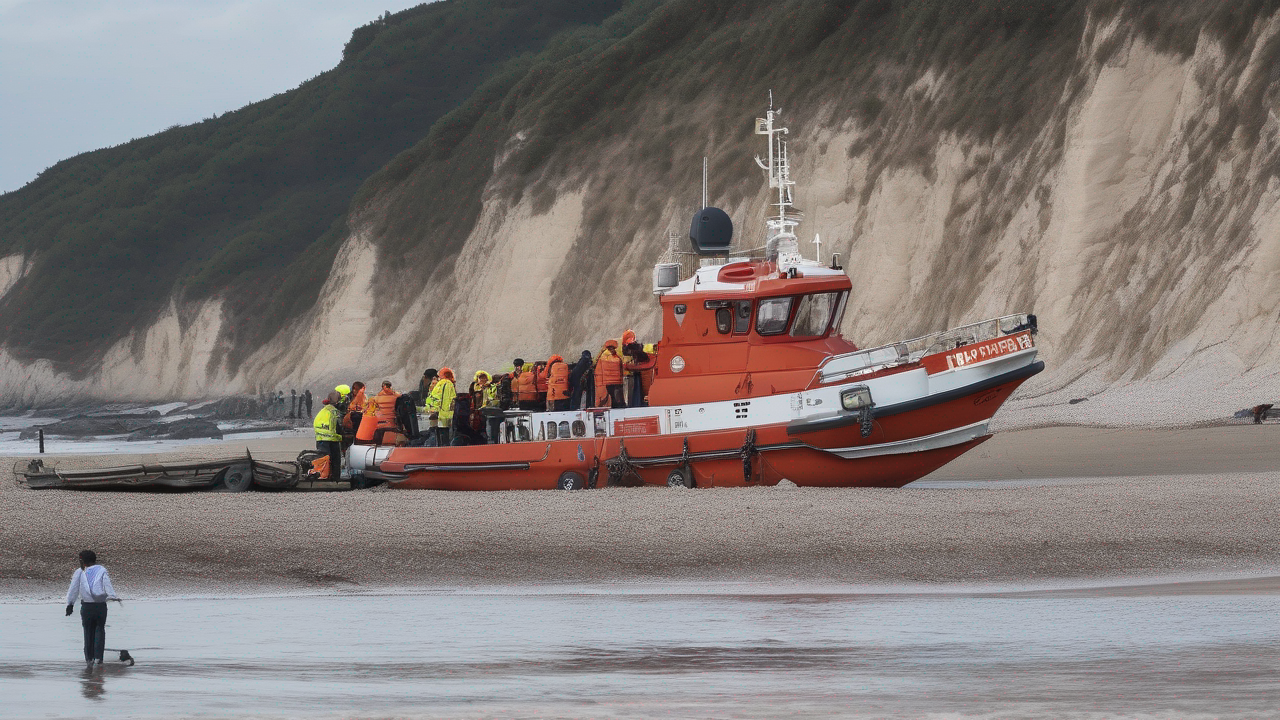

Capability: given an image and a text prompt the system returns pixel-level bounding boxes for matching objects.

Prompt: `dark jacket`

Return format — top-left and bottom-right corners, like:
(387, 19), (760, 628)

(569, 351), (593, 386)
(497, 374), (514, 410)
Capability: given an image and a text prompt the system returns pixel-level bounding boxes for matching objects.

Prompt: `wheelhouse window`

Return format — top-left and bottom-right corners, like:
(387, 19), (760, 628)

(733, 300), (752, 334)
(790, 291), (842, 338)
(830, 292), (849, 335)
(715, 308), (732, 334)
(756, 297), (793, 336)
(705, 300), (732, 334)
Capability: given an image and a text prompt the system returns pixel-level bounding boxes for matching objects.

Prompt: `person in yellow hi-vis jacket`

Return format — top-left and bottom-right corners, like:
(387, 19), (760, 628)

(427, 368), (457, 446)
(312, 390), (343, 479)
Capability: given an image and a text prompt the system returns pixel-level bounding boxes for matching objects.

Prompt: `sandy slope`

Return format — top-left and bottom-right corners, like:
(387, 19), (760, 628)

(3, 425), (1278, 599)
(3, 17), (1280, 435)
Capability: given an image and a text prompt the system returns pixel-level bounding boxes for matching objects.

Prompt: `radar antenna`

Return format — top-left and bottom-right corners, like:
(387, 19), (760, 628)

(701, 156), (708, 209)
(754, 93), (802, 267)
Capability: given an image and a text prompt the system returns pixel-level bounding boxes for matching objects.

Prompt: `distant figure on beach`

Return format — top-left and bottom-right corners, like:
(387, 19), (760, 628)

(290, 389), (298, 419)
(65, 550), (119, 671)
(304, 390), (313, 418)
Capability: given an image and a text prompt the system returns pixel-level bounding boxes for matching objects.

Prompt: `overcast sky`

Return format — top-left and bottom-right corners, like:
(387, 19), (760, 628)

(0, 0), (430, 194)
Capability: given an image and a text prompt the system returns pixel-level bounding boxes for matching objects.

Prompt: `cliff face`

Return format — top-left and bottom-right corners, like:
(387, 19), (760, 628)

(3, 0), (1280, 426)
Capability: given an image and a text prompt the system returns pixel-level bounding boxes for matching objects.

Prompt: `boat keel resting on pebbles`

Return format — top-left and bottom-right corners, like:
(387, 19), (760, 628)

(350, 100), (1044, 490)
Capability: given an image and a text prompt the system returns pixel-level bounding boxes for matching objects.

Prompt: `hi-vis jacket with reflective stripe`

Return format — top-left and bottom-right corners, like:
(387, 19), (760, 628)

(314, 404), (342, 442)
(428, 378), (456, 427)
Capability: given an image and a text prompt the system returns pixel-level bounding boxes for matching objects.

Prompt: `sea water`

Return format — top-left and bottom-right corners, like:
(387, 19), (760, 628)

(2, 586), (1278, 719)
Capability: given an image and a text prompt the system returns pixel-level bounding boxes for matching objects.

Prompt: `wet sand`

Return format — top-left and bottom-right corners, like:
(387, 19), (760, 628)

(3, 425), (1279, 598)
(9, 589), (1280, 719)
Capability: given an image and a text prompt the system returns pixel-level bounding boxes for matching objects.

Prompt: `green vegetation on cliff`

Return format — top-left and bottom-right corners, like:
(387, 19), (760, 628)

(2, 0), (1277, 375)
(0, 0), (623, 369)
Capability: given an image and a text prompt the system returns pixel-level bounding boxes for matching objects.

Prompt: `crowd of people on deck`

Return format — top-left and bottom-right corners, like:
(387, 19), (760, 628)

(307, 331), (658, 478)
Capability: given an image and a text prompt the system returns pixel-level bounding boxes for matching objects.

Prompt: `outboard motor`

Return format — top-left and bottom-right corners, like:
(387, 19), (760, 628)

(689, 207), (733, 255)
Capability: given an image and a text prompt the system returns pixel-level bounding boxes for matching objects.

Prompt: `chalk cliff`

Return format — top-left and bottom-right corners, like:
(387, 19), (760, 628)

(3, 1), (1278, 426)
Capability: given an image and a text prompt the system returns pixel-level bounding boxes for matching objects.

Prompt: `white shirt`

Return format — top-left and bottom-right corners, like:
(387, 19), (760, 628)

(66, 565), (117, 605)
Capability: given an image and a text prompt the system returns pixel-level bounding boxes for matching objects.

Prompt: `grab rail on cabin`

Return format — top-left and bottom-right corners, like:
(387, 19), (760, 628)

(819, 314), (1037, 383)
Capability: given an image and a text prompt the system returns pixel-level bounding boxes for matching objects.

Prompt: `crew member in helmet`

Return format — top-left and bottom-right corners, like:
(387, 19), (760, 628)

(334, 384), (352, 415)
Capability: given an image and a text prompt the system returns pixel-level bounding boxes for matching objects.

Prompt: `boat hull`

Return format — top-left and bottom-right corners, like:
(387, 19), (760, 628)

(361, 359), (1039, 490)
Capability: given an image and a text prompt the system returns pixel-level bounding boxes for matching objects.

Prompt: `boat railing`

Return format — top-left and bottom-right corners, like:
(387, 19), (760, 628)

(820, 313), (1037, 382)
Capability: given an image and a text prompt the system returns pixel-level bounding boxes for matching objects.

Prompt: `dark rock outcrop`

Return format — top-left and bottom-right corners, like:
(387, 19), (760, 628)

(126, 418), (224, 441)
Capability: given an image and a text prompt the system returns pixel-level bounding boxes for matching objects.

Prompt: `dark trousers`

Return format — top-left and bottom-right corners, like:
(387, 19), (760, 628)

(628, 374), (647, 407)
(551, 399), (570, 411)
(518, 400), (541, 412)
(317, 440), (342, 479)
(81, 602), (107, 662)
(605, 384), (625, 408)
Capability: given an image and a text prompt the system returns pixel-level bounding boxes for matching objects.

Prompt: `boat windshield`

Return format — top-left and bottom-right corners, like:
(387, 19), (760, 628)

(790, 291), (842, 338)
(756, 297), (793, 335)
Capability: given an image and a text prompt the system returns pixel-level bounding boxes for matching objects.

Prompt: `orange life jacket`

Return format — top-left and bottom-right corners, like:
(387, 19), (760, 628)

(547, 358), (569, 401)
(343, 387), (367, 429)
(516, 369), (539, 402)
(367, 389), (399, 426)
(597, 350), (623, 385)
(534, 364), (548, 395)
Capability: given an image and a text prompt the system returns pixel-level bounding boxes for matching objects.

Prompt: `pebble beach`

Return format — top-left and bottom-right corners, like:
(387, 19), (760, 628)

(3, 425), (1279, 598)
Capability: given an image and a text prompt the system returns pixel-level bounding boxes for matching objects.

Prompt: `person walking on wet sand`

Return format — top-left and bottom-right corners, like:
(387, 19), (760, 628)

(65, 550), (119, 671)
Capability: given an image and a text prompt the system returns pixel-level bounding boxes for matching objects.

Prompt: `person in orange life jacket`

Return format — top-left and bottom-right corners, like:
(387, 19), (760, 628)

(568, 350), (594, 409)
(533, 361), (549, 406)
(513, 358), (540, 412)
(595, 340), (625, 408)
(622, 342), (656, 407)
(545, 355), (570, 411)
(343, 381), (366, 434)
(369, 380), (398, 429)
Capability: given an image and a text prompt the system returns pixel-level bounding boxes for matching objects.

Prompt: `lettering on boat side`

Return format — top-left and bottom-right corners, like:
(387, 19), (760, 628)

(931, 331), (1033, 373)
(614, 416), (661, 436)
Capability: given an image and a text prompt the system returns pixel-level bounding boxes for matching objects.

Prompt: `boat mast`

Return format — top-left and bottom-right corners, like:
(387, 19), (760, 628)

(754, 93), (802, 267)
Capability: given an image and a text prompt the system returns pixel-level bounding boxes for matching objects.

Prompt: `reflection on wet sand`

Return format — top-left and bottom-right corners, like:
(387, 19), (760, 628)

(78, 666), (105, 701)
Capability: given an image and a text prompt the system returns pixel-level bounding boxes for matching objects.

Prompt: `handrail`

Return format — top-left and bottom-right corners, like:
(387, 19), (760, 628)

(820, 314), (1036, 382)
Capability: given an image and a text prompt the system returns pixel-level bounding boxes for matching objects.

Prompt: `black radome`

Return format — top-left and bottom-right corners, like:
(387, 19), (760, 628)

(689, 207), (733, 256)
